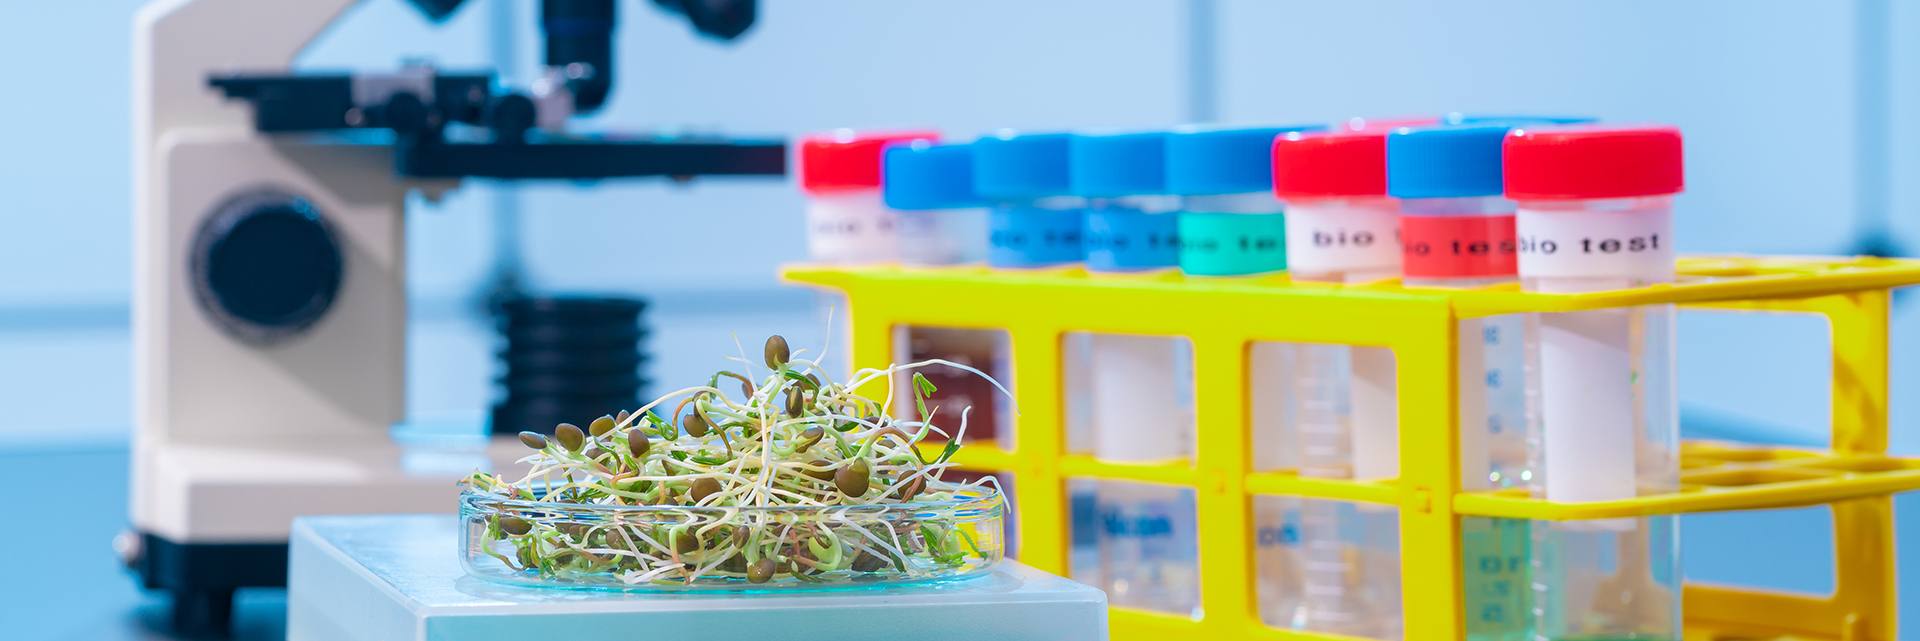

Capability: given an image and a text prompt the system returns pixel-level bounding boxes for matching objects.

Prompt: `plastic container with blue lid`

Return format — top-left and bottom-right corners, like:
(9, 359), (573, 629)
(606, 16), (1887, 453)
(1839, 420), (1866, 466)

(972, 131), (1084, 268)
(884, 141), (989, 265)
(1067, 129), (1197, 617)
(1070, 131), (1180, 272)
(1166, 124), (1322, 277)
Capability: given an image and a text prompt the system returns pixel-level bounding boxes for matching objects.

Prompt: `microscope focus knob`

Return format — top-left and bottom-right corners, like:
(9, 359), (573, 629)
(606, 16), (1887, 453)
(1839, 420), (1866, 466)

(190, 189), (345, 345)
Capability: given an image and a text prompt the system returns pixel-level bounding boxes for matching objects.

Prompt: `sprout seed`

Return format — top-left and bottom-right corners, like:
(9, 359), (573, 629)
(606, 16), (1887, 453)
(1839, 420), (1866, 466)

(803, 460), (835, 482)
(683, 412), (711, 438)
(835, 459), (871, 497)
(747, 558), (776, 583)
(785, 389), (805, 416)
(764, 335), (790, 369)
(500, 516), (532, 536)
(689, 477), (721, 504)
(518, 431), (548, 450)
(589, 415), (616, 437)
(555, 423), (585, 452)
(615, 409), (631, 424)
(797, 427), (824, 452)
(627, 428), (650, 457)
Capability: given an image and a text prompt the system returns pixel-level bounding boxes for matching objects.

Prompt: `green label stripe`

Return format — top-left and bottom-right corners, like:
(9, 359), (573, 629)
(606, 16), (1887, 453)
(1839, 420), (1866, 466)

(1178, 212), (1286, 276)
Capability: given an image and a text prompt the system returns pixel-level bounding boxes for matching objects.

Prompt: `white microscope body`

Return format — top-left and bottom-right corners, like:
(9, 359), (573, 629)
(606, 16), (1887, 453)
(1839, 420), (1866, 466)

(130, 0), (780, 631)
(131, 0), (459, 624)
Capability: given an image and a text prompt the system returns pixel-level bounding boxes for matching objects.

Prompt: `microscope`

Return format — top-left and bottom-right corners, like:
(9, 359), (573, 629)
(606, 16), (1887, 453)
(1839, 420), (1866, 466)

(127, 0), (780, 632)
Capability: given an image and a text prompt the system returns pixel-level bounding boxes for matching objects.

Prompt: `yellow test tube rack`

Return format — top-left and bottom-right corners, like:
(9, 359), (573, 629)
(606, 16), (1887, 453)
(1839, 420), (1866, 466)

(783, 255), (1920, 641)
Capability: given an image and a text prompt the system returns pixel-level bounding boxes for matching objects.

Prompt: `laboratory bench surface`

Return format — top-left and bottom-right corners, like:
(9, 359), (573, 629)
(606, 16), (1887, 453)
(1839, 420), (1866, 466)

(4, 441), (1915, 640)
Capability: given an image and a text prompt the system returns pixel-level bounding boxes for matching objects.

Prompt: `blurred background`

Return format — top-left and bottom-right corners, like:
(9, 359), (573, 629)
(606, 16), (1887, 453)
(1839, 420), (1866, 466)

(1, 0), (1915, 638)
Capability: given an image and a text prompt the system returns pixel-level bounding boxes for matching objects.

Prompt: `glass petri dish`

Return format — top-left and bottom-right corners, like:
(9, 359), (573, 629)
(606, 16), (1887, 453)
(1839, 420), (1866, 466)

(459, 483), (1005, 591)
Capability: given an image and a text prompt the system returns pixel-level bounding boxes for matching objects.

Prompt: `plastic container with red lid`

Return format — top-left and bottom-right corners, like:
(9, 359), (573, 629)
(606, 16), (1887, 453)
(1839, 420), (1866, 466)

(1271, 129), (1404, 284)
(796, 129), (938, 264)
(1271, 122), (1413, 641)
(1505, 124), (1685, 641)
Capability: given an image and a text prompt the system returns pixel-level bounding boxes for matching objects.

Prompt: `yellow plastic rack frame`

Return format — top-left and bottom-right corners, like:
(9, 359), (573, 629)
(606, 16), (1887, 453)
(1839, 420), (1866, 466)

(782, 255), (1920, 641)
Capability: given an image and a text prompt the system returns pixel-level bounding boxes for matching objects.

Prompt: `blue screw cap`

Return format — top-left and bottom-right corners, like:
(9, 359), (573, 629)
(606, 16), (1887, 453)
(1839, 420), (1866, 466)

(971, 131), (1074, 201)
(1166, 124), (1326, 195)
(884, 142), (983, 210)
(1069, 131), (1169, 198)
(1387, 116), (1597, 199)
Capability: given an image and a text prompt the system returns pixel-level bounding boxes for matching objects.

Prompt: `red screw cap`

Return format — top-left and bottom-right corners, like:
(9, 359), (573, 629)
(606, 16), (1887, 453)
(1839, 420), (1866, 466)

(798, 129), (939, 194)
(1271, 130), (1391, 199)
(1503, 125), (1684, 200)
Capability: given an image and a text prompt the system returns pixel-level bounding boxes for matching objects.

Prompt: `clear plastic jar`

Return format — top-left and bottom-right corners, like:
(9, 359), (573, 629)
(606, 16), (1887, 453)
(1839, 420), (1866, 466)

(1507, 125), (1685, 641)
(798, 129), (938, 265)
(1388, 121), (1557, 641)
(884, 140), (989, 266)
(1271, 127), (1407, 640)
(1167, 124), (1325, 627)
(1066, 131), (1199, 614)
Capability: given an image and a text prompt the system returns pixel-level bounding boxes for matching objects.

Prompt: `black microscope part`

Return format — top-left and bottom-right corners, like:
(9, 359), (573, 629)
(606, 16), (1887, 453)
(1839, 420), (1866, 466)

(189, 189), (344, 345)
(544, 0), (617, 113)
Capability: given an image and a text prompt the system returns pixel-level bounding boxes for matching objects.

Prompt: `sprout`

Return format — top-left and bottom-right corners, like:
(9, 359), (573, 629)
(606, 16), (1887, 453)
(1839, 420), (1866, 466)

(462, 340), (1017, 588)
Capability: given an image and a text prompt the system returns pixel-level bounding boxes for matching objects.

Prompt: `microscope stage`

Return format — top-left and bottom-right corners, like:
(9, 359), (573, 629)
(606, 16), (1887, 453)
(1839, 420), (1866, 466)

(288, 515), (1109, 641)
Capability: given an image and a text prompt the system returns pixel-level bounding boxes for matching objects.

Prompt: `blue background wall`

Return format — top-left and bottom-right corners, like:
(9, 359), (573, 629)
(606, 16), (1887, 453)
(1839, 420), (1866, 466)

(0, 0), (1915, 638)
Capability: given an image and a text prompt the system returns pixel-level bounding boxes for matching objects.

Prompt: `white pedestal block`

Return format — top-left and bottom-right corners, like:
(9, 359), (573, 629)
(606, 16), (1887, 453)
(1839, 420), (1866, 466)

(288, 515), (1109, 641)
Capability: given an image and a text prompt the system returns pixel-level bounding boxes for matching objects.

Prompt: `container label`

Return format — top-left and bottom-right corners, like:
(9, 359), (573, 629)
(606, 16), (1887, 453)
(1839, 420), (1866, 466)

(1401, 215), (1518, 279)
(805, 198), (899, 263)
(1283, 202), (1402, 274)
(1515, 206), (1674, 279)
(989, 205), (1084, 267)
(1086, 209), (1180, 271)
(1177, 212), (1286, 276)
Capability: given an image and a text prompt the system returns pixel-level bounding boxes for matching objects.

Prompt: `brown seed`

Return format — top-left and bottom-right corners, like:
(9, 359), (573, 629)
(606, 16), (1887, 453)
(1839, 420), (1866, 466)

(851, 551), (886, 573)
(764, 335), (791, 369)
(683, 412), (711, 438)
(584, 447), (604, 462)
(589, 415), (616, 437)
(627, 429), (651, 458)
(835, 459), (871, 497)
(689, 477), (722, 504)
(802, 460), (835, 482)
(555, 423), (585, 451)
(674, 531), (701, 554)
(616, 409), (631, 425)
(732, 525), (751, 543)
(518, 431), (548, 450)
(517, 545), (536, 568)
(785, 389), (805, 416)
(894, 472), (926, 500)
(796, 427), (825, 452)
(499, 516), (532, 536)
(747, 558), (776, 583)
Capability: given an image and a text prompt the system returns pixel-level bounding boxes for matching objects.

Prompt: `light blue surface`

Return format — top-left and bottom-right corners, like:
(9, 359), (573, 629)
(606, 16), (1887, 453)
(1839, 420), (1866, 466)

(288, 514), (1107, 641)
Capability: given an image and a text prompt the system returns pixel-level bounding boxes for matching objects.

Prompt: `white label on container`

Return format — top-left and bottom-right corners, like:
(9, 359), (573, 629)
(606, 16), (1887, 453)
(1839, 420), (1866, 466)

(1283, 202), (1402, 274)
(1515, 206), (1674, 280)
(805, 195), (900, 264)
(1540, 308), (1637, 503)
(1090, 334), (1185, 463)
(1349, 346), (1398, 482)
